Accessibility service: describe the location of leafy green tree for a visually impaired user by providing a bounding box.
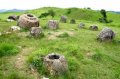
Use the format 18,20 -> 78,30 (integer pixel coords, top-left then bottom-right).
100,9 -> 107,19
99,9 -> 108,23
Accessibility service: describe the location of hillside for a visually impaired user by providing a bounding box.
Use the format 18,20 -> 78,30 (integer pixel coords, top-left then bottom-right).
0,7 -> 120,79
1,7 -> 120,26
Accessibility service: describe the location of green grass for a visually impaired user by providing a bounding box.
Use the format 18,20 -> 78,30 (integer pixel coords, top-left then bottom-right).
0,7 -> 120,79
0,43 -> 19,57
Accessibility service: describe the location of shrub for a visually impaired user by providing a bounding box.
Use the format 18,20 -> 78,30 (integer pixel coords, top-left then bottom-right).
48,9 -> 56,18
0,43 -> 19,57
66,9 -> 71,15
38,12 -> 49,18
70,19 -> 76,24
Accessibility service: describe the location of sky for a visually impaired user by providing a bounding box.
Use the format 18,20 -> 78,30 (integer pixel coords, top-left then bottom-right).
0,0 -> 120,11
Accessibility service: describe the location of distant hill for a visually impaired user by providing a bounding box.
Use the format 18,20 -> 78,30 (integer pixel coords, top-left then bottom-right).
0,9 -> 7,12
110,11 -> 120,14
0,9 -> 25,13
0,7 -> 120,23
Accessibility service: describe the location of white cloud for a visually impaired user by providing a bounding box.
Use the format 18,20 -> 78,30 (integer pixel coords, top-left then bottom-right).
0,0 -> 120,11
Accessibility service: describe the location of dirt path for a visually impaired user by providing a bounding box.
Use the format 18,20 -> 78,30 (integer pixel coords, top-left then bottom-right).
10,47 -> 41,79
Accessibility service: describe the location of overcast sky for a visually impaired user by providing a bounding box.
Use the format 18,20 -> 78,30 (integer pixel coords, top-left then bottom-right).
0,0 -> 120,11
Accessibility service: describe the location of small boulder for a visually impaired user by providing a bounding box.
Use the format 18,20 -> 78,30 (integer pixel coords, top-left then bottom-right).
78,23 -> 85,29
97,27 -> 115,41
44,53 -> 68,75
8,15 -> 17,21
30,27 -> 43,37
89,25 -> 98,31
70,19 -> 76,24
6,19 -> 14,22
60,15 -> 67,23
48,20 -> 59,30
17,14 -> 39,29
9,26 -> 20,32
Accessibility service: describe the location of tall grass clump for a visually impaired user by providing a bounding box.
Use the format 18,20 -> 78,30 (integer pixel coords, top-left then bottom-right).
0,43 -> 20,57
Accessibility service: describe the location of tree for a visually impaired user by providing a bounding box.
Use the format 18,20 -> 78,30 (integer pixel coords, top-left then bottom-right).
100,9 -> 107,19
48,9 -> 55,18
99,9 -> 108,23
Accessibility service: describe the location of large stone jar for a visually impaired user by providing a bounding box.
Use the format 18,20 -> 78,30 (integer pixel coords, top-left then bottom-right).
44,53 -> 68,75
47,20 -> 59,30
17,14 -> 39,29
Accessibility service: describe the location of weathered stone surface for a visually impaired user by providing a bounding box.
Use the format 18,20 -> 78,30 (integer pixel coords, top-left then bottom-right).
78,23 -> 85,29
89,25 -> 98,31
48,20 -> 59,30
30,27 -> 43,37
9,26 -> 20,32
44,53 -> 68,75
60,15 -> 67,23
97,27 -> 115,41
70,19 -> 76,24
17,14 -> 39,29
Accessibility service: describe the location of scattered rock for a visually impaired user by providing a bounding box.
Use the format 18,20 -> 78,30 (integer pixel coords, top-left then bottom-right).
6,19 -> 14,22
47,20 -> 59,30
17,14 -> 39,29
9,26 -> 20,32
78,23 -> 85,29
42,77 -> 49,79
8,15 -> 18,21
70,19 -> 76,24
30,27 -> 43,37
60,15 -> 67,23
5,32 -> 12,34
97,27 -> 115,41
44,53 -> 68,75
89,25 -> 98,31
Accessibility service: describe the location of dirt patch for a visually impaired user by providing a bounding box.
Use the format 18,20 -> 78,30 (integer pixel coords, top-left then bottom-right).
47,30 -> 75,40
6,47 -> 41,79
13,47 -> 41,79
17,32 -> 29,37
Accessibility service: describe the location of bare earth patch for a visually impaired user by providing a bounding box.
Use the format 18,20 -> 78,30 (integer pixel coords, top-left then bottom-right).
47,30 -> 75,40
5,47 -> 41,79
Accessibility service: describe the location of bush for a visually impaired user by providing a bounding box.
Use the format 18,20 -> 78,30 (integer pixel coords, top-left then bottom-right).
66,9 -> 72,15
98,18 -> 113,23
0,43 -> 19,57
70,19 -> 76,24
38,12 -> 49,18
39,10 -> 56,19
48,9 -> 56,18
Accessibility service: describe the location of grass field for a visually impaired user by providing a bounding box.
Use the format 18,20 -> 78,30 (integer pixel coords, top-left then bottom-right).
0,7 -> 120,79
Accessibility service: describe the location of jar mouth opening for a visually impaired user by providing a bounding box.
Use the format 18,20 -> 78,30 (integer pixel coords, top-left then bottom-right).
49,55 -> 60,59
27,14 -> 34,17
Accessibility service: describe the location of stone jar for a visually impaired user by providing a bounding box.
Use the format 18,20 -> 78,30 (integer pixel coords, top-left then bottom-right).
44,53 -> 68,75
